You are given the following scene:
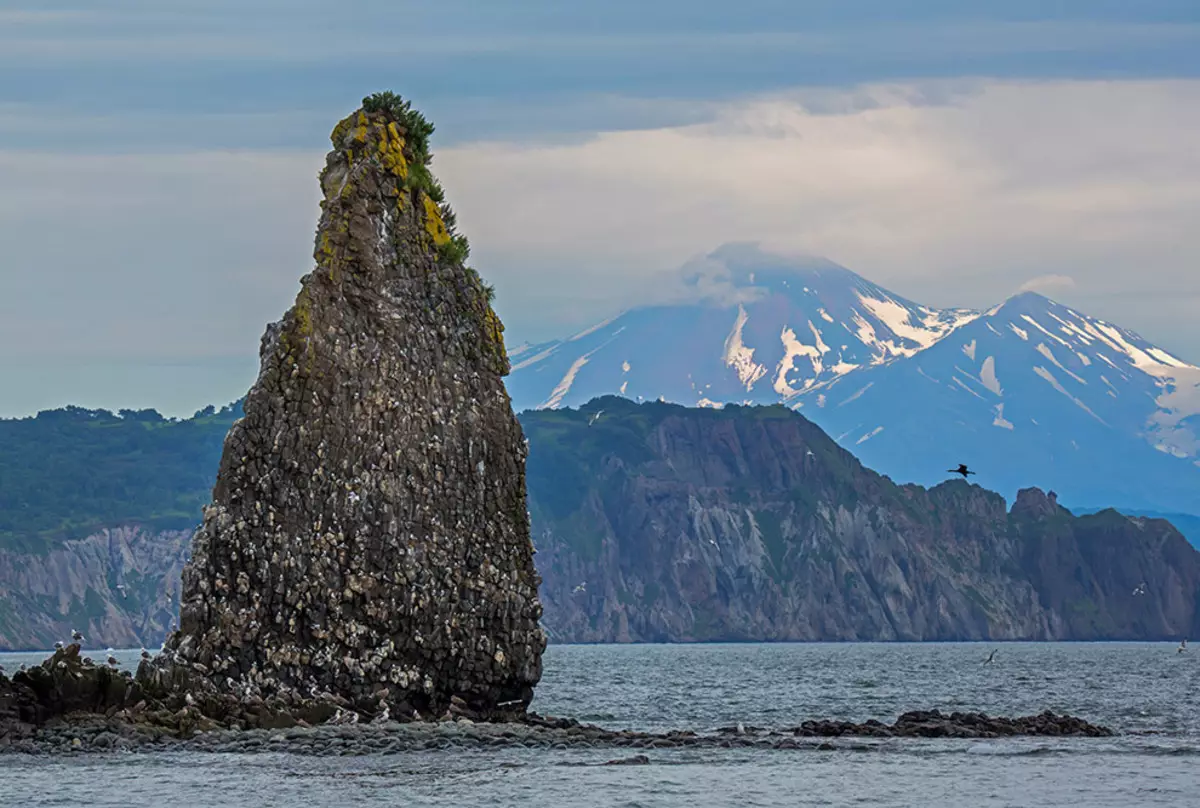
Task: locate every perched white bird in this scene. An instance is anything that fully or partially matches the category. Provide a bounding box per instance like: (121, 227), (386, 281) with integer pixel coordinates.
(107, 656), (119, 667)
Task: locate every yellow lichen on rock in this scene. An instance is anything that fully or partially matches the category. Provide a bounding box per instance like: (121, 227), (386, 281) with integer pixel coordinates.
(294, 287), (314, 338)
(352, 111), (370, 145)
(422, 194), (451, 246)
(377, 122), (408, 179)
(329, 113), (357, 147)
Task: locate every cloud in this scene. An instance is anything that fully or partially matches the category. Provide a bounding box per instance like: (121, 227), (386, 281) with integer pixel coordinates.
(2, 3), (1199, 149)
(4, 74), (1200, 415)
(434, 79), (1200, 352)
(1018, 274), (1078, 295)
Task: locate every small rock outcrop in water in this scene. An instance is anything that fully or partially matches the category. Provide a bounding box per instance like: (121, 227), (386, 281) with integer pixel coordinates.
(153, 93), (545, 719)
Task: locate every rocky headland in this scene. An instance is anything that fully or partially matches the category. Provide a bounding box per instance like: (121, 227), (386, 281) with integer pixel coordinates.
(526, 397), (1200, 643)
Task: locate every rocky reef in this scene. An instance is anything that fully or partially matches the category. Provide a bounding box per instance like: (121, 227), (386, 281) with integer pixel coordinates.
(147, 93), (546, 722)
(1, 645), (1112, 753)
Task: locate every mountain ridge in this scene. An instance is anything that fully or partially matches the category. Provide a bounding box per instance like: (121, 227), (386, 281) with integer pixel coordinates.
(506, 245), (1200, 514)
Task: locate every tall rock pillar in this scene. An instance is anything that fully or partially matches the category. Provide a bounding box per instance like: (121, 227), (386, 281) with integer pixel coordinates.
(168, 94), (545, 718)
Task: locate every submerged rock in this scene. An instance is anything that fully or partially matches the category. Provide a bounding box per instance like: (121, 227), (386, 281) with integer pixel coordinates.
(155, 93), (545, 720)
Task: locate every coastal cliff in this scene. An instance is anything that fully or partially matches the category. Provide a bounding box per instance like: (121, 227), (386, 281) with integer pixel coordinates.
(0, 526), (187, 650)
(526, 398), (1200, 642)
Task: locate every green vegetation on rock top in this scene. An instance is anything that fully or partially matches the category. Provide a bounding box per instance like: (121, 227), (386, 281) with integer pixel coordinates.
(359, 91), (482, 293)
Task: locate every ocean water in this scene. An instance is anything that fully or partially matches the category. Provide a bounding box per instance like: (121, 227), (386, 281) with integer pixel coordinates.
(2, 642), (1197, 807)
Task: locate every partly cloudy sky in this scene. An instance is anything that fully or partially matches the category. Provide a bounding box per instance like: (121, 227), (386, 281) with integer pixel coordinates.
(2, 1), (1199, 416)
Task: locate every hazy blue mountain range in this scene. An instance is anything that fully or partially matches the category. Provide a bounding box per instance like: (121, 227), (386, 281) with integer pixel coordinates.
(506, 245), (1200, 516)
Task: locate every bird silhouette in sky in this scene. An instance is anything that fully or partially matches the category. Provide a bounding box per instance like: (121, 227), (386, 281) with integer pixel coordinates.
(948, 464), (976, 479)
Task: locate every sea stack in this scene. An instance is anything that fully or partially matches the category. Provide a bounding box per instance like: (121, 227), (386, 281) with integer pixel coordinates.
(165, 93), (545, 719)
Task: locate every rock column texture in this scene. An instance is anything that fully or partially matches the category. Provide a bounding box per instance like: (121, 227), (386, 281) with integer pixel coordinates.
(168, 100), (545, 718)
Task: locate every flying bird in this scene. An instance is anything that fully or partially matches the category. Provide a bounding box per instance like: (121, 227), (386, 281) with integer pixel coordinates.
(948, 464), (976, 479)
(1132, 582), (1147, 596)
(71, 629), (84, 643)
(588, 409), (604, 427)
(984, 649), (997, 665)
(1179, 639), (1189, 654)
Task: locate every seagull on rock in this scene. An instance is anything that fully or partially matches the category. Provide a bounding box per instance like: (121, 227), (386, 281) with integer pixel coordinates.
(107, 656), (119, 667)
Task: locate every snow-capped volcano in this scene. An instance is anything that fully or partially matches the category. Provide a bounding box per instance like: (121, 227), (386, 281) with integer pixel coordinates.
(505, 244), (979, 409)
(505, 245), (1200, 515)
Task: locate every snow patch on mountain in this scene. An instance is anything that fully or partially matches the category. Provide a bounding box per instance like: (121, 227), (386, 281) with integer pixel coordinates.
(723, 305), (768, 391)
(775, 325), (824, 397)
(856, 426), (884, 445)
(1033, 366), (1105, 423)
(1036, 343), (1087, 385)
(980, 357), (1002, 396)
(993, 403), (1014, 430)
(569, 315), (620, 342)
(1022, 315), (1070, 347)
(543, 353), (594, 409)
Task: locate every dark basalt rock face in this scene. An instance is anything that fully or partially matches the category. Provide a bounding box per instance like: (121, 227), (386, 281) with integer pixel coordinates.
(159, 97), (545, 719)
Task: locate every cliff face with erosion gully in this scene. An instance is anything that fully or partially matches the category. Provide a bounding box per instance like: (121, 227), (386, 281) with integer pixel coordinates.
(162, 95), (545, 719)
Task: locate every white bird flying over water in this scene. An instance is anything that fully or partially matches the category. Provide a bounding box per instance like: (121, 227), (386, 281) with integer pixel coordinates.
(1179, 639), (1188, 654)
